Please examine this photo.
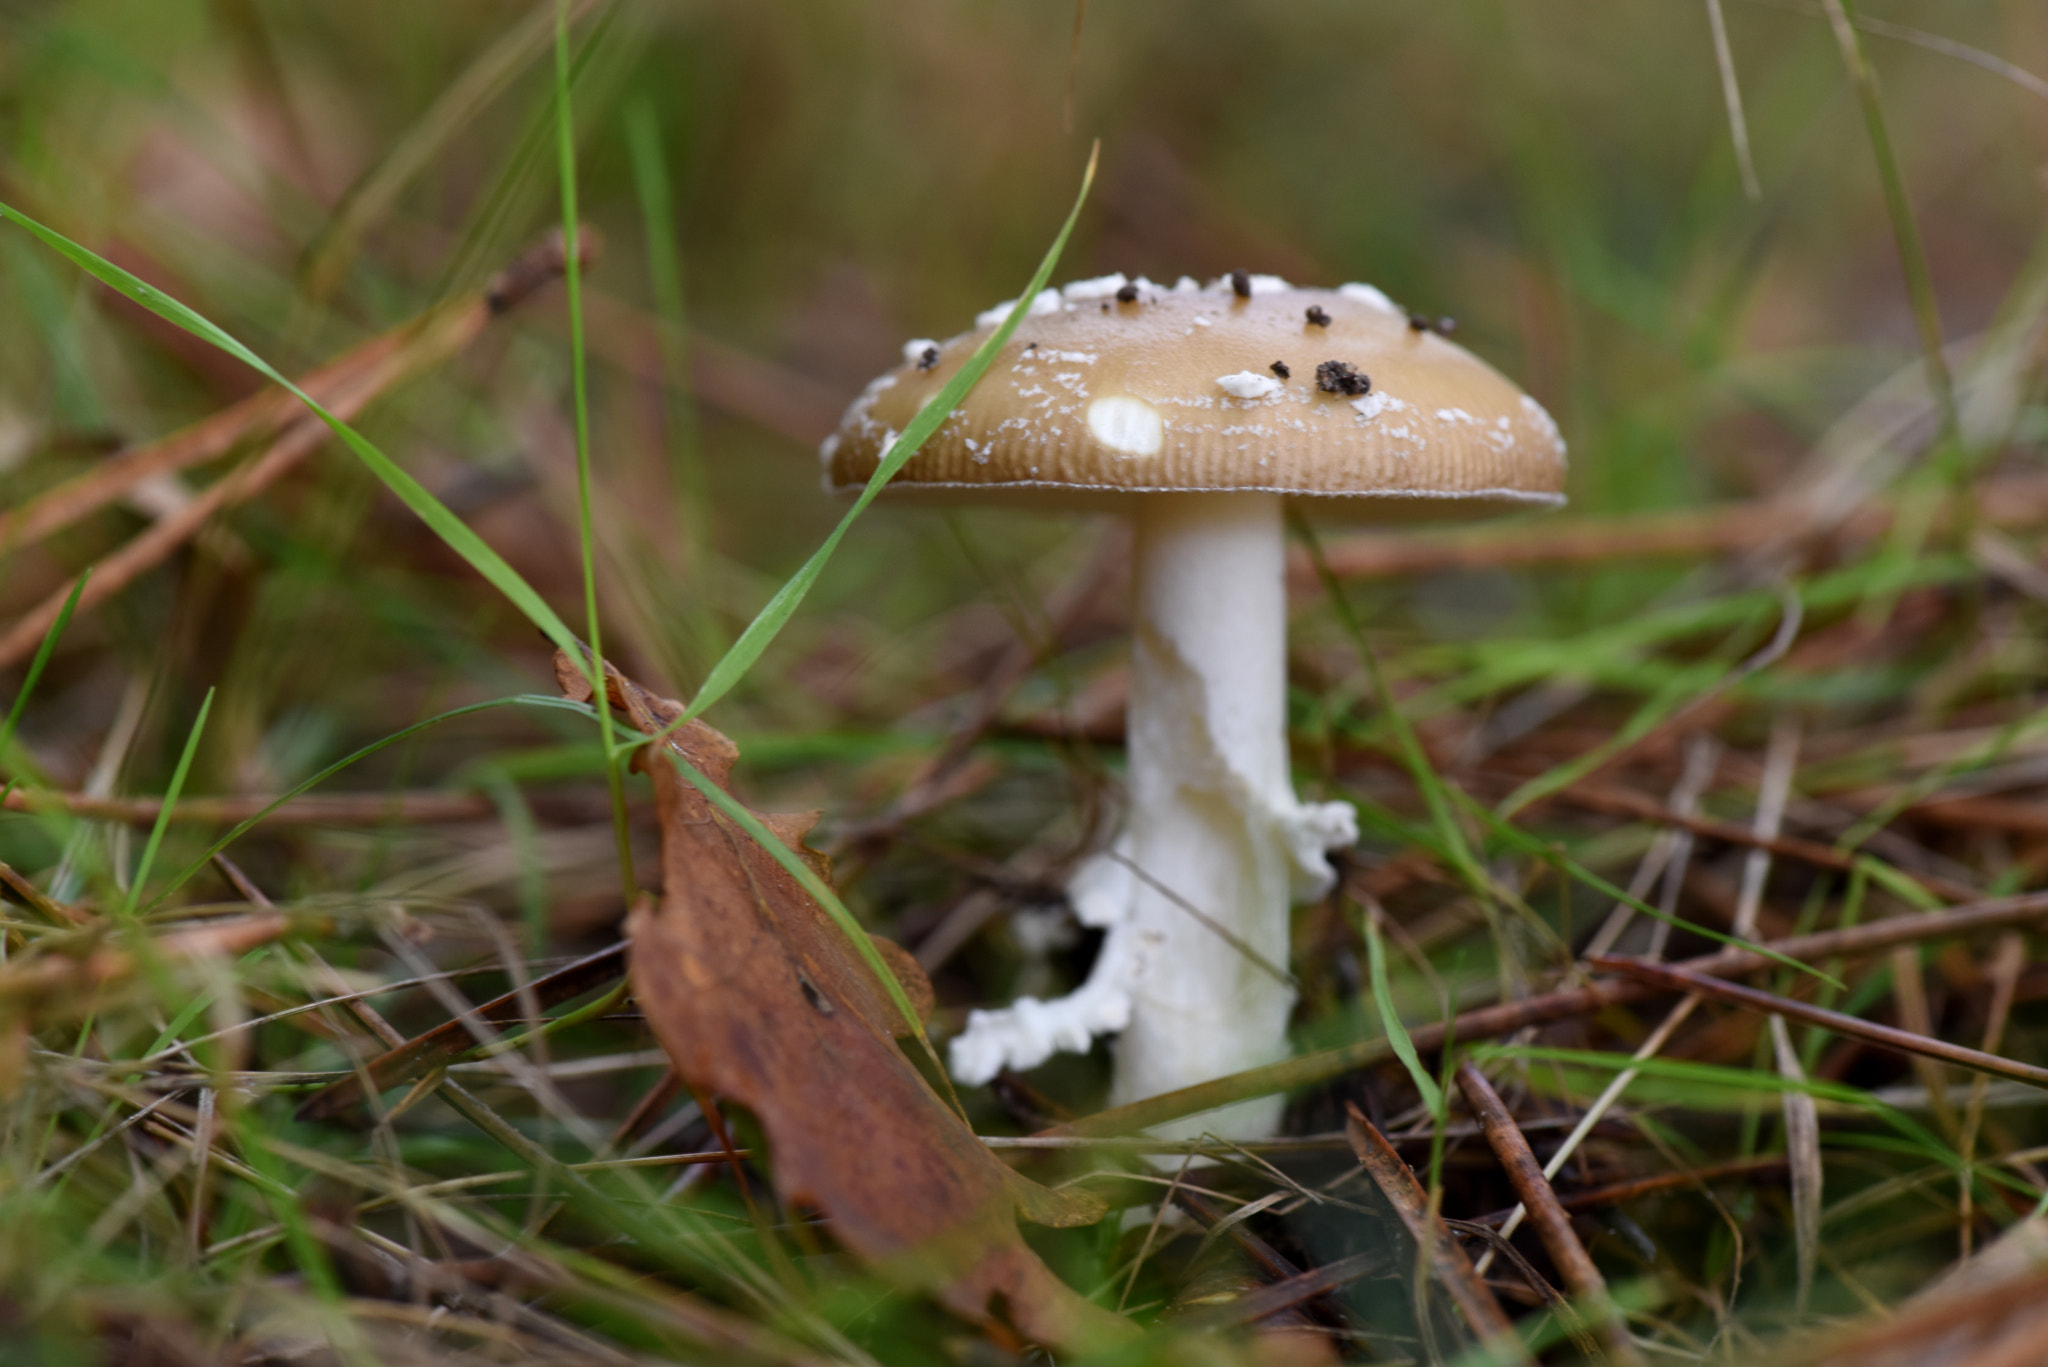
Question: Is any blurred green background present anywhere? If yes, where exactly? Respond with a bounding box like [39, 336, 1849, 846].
[3, 0, 2044, 958]
[1, 0, 2044, 945]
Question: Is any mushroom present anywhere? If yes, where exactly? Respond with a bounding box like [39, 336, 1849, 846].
[823, 273, 1566, 1140]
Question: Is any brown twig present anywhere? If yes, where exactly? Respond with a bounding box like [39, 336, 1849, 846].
[1176, 1247, 1391, 1333]
[1554, 781, 1981, 904]
[1456, 1063, 1645, 1367]
[1588, 955, 2048, 1092]
[0, 859, 86, 925]
[4, 788, 510, 825]
[1344, 1103, 1531, 1365]
[0, 913, 293, 1009]
[1466, 1155, 1791, 1224]
[295, 942, 626, 1122]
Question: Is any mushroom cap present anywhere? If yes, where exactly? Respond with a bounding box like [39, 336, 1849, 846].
[821, 276, 1566, 519]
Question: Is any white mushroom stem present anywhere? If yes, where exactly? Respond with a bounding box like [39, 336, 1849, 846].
[948, 491, 1357, 1142]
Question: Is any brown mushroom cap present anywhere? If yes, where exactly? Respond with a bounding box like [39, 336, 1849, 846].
[822, 277, 1566, 518]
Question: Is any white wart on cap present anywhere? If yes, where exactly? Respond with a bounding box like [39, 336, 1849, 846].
[823, 274, 1566, 511]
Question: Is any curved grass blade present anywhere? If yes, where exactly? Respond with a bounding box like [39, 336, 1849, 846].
[550, 0, 637, 902]
[122, 687, 212, 921]
[1362, 903, 1443, 1117]
[1478, 1042, 1958, 1168]
[0, 569, 88, 794]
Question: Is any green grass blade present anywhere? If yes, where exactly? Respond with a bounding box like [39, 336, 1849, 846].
[0, 203, 581, 660]
[551, 0, 636, 902]
[681, 142, 1101, 722]
[1822, 0, 1959, 445]
[122, 687, 212, 921]
[1361, 905, 1443, 1116]
[0, 568, 88, 781]
[1482, 1043, 1953, 1163]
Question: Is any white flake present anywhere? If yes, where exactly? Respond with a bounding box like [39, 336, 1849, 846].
[1061, 273, 1129, 301]
[901, 338, 938, 366]
[1216, 371, 1282, 400]
[975, 288, 1065, 329]
[1338, 282, 1399, 314]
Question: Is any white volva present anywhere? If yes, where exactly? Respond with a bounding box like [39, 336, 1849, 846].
[949, 492, 1356, 1140]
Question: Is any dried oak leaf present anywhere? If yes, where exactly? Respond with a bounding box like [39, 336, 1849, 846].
[557, 655, 1126, 1352]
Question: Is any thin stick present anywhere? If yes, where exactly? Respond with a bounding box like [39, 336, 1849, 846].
[1468, 1155, 1791, 1224]
[1959, 931, 2027, 1255]
[1557, 780, 1981, 905]
[1583, 735, 1720, 959]
[1480, 994, 1701, 1274]
[1740, 720, 1822, 1312]
[1457, 1064, 1645, 1367]
[1704, 0, 1761, 200]
[295, 943, 626, 1122]
[1344, 1103, 1530, 1364]
[1588, 956, 2048, 1092]
[1178, 1247, 1391, 1332]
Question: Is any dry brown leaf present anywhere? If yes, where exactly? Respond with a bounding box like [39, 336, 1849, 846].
[561, 655, 1128, 1353]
